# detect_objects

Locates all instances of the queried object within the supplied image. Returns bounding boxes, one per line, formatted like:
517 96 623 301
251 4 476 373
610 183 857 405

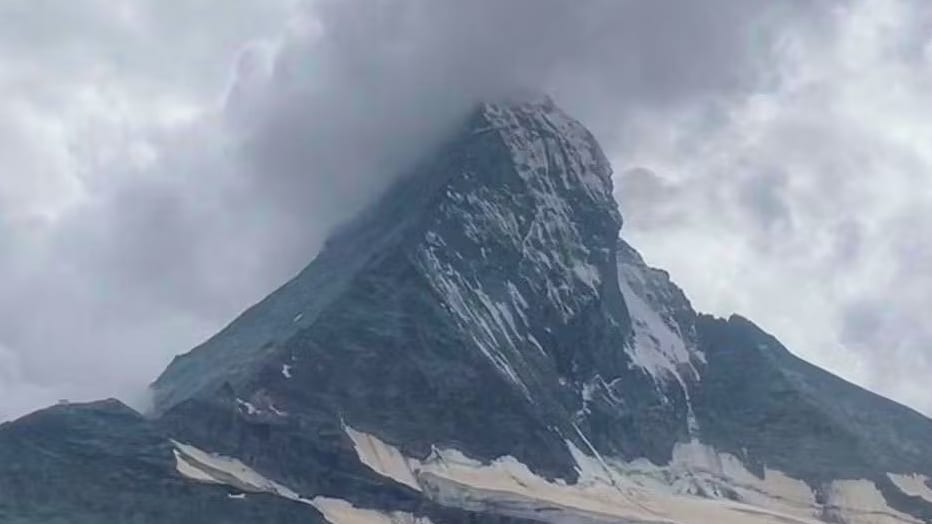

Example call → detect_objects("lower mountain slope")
0 400 325 524
694 315 932 521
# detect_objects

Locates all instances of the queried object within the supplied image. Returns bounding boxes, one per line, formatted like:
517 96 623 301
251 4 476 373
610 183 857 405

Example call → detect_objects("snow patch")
616 253 706 435
610 442 923 524
314 497 434 524
888 473 932 504
173 449 222 485
235 395 287 417
613 440 819 520
173 441 431 524
616 263 699 384
344 426 921 524
235 398 259 415
173 440 300 498
343 425 422 492
824 479 922 524
343 426 831 524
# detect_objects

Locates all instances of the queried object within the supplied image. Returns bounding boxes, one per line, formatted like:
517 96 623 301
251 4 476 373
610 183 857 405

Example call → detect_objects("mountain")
2 97 932 524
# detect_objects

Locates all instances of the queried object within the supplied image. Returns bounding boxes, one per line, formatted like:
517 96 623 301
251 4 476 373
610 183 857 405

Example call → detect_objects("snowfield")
172 439 432 524
171 423 924 524
344 427 922 524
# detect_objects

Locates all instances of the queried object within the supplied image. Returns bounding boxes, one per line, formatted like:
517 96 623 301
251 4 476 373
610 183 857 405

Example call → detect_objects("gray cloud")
737 169 793 237
233 0 815 233
617 0 932 415
2 0 928 421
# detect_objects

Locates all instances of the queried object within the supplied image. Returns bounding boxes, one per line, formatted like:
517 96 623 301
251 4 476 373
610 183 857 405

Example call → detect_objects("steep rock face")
151 97 695 490
615 239 705 433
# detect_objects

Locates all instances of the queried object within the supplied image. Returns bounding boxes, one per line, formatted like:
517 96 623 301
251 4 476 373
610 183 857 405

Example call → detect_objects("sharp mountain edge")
2 98 931 524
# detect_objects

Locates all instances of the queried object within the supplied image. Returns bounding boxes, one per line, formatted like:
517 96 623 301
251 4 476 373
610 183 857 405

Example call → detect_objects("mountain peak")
472 95 616 207
152 97 623 415
15 99 932 524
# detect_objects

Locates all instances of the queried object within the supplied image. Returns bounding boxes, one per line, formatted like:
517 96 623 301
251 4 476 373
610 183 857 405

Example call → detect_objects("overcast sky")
1 0 930 421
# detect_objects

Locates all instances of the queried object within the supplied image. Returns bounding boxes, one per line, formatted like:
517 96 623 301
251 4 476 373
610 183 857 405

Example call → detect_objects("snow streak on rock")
823 480 922 524
888 473 932 505
344 426 919 524
172 440 433 524
414 99 619 398
615 240 705 435
344 425 928 524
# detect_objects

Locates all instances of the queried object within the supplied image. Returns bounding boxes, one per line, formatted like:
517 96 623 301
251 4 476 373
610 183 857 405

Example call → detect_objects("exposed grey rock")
0 399 326 524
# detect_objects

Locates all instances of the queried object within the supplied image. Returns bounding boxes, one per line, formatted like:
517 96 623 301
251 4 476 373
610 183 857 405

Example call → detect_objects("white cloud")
0 0 929 423
616 0 932 414
0 0 298 419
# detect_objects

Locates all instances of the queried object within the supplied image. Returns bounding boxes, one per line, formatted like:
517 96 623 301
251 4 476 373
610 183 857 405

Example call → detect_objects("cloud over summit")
1 0 930 420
